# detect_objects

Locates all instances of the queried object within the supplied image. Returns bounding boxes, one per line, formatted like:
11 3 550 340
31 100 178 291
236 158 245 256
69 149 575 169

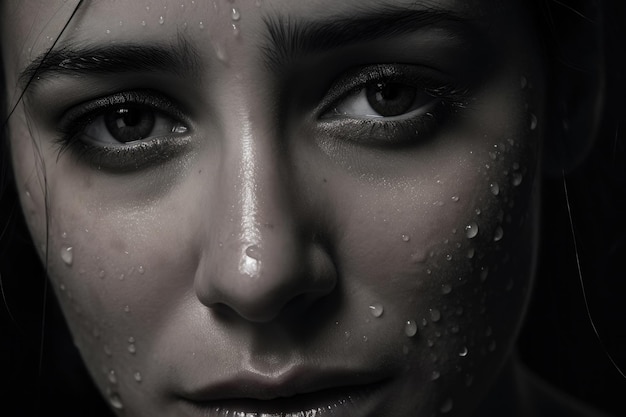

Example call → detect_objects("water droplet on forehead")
440 398 454 413
429 308 441 322
490 183 500 196
231 7 241 21
405 320 418 337
465 222 479 239
369 303 384 318
60 246 73 266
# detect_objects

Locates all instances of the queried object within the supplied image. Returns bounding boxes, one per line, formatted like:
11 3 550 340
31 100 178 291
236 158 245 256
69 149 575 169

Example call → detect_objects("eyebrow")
262 4 476 69
18 33 201 90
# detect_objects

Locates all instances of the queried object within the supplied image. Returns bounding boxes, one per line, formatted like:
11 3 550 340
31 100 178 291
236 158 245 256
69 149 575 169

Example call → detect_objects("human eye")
56 90 191 171
318 64 469 147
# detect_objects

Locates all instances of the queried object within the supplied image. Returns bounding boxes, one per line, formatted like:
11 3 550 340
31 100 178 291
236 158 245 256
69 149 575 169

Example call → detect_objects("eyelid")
58 89 191 140
315 64 457 118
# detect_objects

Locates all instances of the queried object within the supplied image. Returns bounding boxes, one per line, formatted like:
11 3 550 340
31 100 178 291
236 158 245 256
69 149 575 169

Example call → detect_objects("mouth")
178 371 391 416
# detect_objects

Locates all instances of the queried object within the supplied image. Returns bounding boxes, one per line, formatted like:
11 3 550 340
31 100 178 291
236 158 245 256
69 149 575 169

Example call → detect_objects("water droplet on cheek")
440 398 454 413
107 389 124 410
465 222 479 239
429 308 441 322
405 320 418 337
368 303 384 318
60 246 73 266
493 226 504 242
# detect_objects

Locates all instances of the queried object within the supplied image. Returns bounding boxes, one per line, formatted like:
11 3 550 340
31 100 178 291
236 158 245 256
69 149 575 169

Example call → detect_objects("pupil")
366 82 417 117
105 105 155 143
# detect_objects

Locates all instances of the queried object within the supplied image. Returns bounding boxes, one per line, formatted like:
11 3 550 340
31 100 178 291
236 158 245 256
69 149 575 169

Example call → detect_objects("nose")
194 116 336 323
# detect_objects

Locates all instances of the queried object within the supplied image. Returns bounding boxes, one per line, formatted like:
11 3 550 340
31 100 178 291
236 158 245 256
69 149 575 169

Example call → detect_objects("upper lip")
178 366 389 402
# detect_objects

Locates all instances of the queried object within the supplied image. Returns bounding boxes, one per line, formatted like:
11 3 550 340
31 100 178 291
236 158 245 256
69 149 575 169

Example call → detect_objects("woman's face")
3 0 545 416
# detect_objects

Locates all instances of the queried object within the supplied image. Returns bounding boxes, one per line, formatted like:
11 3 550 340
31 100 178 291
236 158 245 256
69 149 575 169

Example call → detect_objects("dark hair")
1 1 625 416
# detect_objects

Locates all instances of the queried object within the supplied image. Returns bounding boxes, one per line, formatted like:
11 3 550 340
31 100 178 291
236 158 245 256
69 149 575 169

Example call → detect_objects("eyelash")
55 90 191 170
318 64 470 148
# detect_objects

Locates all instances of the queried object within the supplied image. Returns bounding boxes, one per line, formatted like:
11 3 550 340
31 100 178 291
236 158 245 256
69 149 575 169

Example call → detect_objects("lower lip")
181 380 391 417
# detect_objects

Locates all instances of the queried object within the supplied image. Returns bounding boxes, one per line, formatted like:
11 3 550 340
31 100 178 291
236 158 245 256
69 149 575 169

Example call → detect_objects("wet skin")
3 0 545 416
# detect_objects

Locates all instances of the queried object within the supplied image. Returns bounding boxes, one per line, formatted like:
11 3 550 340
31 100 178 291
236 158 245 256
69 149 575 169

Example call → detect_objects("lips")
178 369 391 416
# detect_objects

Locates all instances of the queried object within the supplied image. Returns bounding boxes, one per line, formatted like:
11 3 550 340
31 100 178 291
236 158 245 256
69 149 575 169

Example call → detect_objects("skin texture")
3 0 546 416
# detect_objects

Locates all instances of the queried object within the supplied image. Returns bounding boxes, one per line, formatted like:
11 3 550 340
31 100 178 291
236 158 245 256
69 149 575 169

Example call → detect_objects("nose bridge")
194 109 330 322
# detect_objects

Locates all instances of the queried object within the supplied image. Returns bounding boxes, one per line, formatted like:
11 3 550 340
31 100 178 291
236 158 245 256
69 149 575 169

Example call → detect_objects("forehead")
2 0 533 80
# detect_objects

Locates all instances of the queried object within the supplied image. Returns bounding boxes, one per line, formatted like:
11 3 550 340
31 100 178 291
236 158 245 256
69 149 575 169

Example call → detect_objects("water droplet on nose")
405 320 418 337
60 246 74 266
429 308 441 322
490 183 500 196
441 284 452 295
107 389 124 410
245 245 261 260
108 369 117 384
493 226 504 242
512 172 523 186
231 7 241 21
369 303 384 318
464 222 479 239
440 398 454 413
401 234 410 242
158 16 165 24
459 346 469 357
530 113 538 130
430 370 441 381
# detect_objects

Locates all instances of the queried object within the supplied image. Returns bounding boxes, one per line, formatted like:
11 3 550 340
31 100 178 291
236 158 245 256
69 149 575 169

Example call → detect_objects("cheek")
326 80 541 413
